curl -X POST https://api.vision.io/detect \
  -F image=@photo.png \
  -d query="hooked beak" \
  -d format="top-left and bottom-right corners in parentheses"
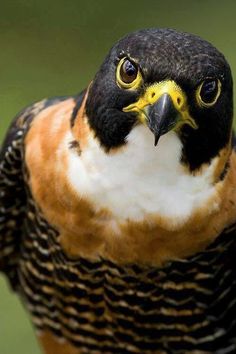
top-left (148, 93), bottom-right (178, 146)
top-left (123, 80), bottom-right (197, 145)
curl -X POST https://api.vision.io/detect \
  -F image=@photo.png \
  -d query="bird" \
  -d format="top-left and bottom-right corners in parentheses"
top-left (1, 27), bottom-right (236, 354)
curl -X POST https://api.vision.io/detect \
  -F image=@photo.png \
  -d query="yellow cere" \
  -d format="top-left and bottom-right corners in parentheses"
top-left (116, 57), bottom-right (143, 90)
top-left (123, 80), bottom-right (198, 130)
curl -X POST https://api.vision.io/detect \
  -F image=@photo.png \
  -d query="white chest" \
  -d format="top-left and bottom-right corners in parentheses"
top-left (66, 126), bottom-right (219, 228)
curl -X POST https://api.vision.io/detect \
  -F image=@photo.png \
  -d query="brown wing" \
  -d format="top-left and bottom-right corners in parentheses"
top-left (0, 97), bottom-right (71, 289)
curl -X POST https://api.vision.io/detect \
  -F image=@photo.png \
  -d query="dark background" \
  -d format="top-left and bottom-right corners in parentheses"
top-left (0, 1), bottom-right (236, 353)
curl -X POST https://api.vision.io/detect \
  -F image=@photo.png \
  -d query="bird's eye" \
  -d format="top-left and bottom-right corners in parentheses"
top-left (196, 78), bottom-right (221, 107)
top-left (120, 59), bottom-right (138, 83)
top-left (116, 58), bottom-right (142, 89)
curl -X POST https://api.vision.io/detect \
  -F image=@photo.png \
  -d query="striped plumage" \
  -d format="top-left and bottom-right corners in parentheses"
top-left (16, 217), bottom-right (236, 354)
top-left (1, 29), bottom-right (236, 353)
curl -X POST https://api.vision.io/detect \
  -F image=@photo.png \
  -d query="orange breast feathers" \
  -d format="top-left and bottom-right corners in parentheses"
top-left (38, 330), bottom-right (82, 354)
top-left (24, 94), bottom-right (236, 267)
top-left (24, 96), bottom-right (106, 256)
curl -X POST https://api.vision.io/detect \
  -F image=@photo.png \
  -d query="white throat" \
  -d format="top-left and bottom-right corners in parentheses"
top-left (67, 125), bottom-right (219, 228)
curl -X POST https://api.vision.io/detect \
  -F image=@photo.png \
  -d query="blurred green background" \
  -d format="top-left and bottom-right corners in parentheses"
top-left (1, 0), bottom-right (236, 353)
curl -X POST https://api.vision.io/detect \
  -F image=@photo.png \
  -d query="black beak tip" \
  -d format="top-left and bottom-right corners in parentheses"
top-left (154, 134), bottom-right (160, 146)
top-left (148, 93), bottom-right (179, 147)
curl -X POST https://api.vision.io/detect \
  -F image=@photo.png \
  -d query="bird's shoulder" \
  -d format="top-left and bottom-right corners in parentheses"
top-left (23, 90), bottom-right (107, 261)
top-left (0, 94), bottom-right (84, 285)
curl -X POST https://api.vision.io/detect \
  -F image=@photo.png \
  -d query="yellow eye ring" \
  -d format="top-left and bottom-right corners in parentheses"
top-left (196, 78), bottom-right (221, 108)
top-left (116, 57), bottom-right (142, 90)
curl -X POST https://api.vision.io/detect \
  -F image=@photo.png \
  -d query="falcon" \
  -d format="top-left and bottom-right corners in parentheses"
top-left (1, 28), bottom-right (236, 353)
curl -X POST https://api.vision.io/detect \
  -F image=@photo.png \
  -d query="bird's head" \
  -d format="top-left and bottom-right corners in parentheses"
top-left (85, 28), bottom-right (233, 171)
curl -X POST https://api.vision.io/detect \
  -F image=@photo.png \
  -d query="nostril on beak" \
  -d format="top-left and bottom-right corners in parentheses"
top-left (177, 97), bottom-right (181, 106)
top-left (150, 92), bottom-right (156, 102)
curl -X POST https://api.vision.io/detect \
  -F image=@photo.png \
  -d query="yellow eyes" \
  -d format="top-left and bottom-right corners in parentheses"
top-left (196, 78), bottom-right (221, 107)
top-left (116, 58), bottom-right (142, 89)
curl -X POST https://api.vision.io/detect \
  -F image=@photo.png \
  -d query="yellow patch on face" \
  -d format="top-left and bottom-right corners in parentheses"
top-left (123, 80), bottom-right (198, 130)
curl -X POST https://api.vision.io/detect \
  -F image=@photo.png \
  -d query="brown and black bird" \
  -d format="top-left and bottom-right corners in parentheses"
top-left (1, 28), bottom-right (236, 353)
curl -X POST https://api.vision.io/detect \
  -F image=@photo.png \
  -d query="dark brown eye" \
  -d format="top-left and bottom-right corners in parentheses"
top-left (198, 79), bottom-right (220, 105)
top-left (120, 59), bottom-right (138, 84)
